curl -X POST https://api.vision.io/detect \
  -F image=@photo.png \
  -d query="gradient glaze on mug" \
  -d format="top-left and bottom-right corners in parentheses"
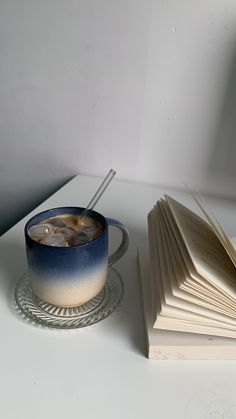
top-left (25, 207), bottom-right (108, 307)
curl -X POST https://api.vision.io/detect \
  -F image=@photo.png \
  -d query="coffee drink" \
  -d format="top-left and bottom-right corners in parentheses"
top-left (25, 206), bottom-right (129, 306)
top-left (28, 214), bottom-right (103, 247)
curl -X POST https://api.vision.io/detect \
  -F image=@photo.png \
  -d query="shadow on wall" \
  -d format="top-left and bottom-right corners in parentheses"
top-left (208, 46), bottom-right (236, 186)
top-left (0, 175), bottom-right (75, 237)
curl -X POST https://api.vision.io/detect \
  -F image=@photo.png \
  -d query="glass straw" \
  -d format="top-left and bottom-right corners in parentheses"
top-left (81, 169), bottom-right (116, 219)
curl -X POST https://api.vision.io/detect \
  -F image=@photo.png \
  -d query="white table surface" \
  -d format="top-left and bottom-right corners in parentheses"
top-left (1, 174), bottom-right (236, 419)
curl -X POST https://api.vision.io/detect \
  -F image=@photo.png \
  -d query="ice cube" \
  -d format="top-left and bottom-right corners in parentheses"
top-left (41, 233), bottom-right (67, 247)
top-left (80, 224), bottom-right (102, 239)
top-left (50, 218), bottom-right (66, 228)
top-left (59, 227), bottom-right (76, 240)
top-left (69, 231), bottom-right (92, 246)
top-left (28, 223), bottom-right (53, 241)
top-left (80, 225), bottom-right (96, 235)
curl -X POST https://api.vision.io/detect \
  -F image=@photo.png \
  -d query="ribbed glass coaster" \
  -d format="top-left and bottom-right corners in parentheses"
top-left (15, 267), bottom-right (124, 329)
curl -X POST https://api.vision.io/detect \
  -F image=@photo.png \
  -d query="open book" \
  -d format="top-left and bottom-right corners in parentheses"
top-left (147, 194), bottom-right (236, 340)
top-left (138, 248), bottom-right (236, 359)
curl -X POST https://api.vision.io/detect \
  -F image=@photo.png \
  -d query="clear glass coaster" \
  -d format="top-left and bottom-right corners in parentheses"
top-left (15, 267), bottom-right (124, 329)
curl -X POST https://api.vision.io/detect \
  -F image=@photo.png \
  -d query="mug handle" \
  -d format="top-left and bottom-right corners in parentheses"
top-left (106, 218), bottom-right (129, 266)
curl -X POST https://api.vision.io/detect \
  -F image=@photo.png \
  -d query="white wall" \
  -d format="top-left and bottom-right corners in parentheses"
top-left (1, 0), bottom-right (236, 233)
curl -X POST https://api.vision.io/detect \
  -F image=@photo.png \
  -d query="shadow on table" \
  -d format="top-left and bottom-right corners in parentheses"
top-left (124, 228), bottom-right (149, 357)
top-left (123, 258), bottom-right (147, 357)
top-left (102, 228), bottom-right (148, 357)
top-left (0, 240), bottom-right (26, 299)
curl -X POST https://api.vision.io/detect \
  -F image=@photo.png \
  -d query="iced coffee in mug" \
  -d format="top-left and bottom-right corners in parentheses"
top-left (25, 207), bottom-right (129, 307)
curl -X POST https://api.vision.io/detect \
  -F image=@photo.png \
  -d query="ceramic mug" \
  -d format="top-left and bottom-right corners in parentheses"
top-left (25, 207), bottom-right (129, 307)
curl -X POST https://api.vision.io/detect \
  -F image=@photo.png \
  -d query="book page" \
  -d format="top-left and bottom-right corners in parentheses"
top-left (160, 198), bottom-right (236, 306)
top-left (145, 212), bottom-right (236, 336)
top-left (159, 200), bottom-right (236, 316)
top-left (165, 195), bottom-right (236, 298)
top-left (187, 188), bottom-right (236, 266)
top-left (147, 208), bottom-right (162, 322)
top-left (158, 202), bottom-right (236, 325)
top-left (138, 249), bottom-right (236, 359)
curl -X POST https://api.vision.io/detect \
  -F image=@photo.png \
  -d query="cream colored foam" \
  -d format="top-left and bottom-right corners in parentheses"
top-left (29, 265), bottom-right (108, 307)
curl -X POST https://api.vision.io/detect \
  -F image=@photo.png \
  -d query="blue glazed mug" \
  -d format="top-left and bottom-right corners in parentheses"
top-left (25, 207), bottom-right (129, 307)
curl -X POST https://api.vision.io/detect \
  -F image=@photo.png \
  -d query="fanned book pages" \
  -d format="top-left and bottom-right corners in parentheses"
top-left (137, 248), bottom-right (236, 359)
top-left (147, 195), bottom-right (236, 340)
